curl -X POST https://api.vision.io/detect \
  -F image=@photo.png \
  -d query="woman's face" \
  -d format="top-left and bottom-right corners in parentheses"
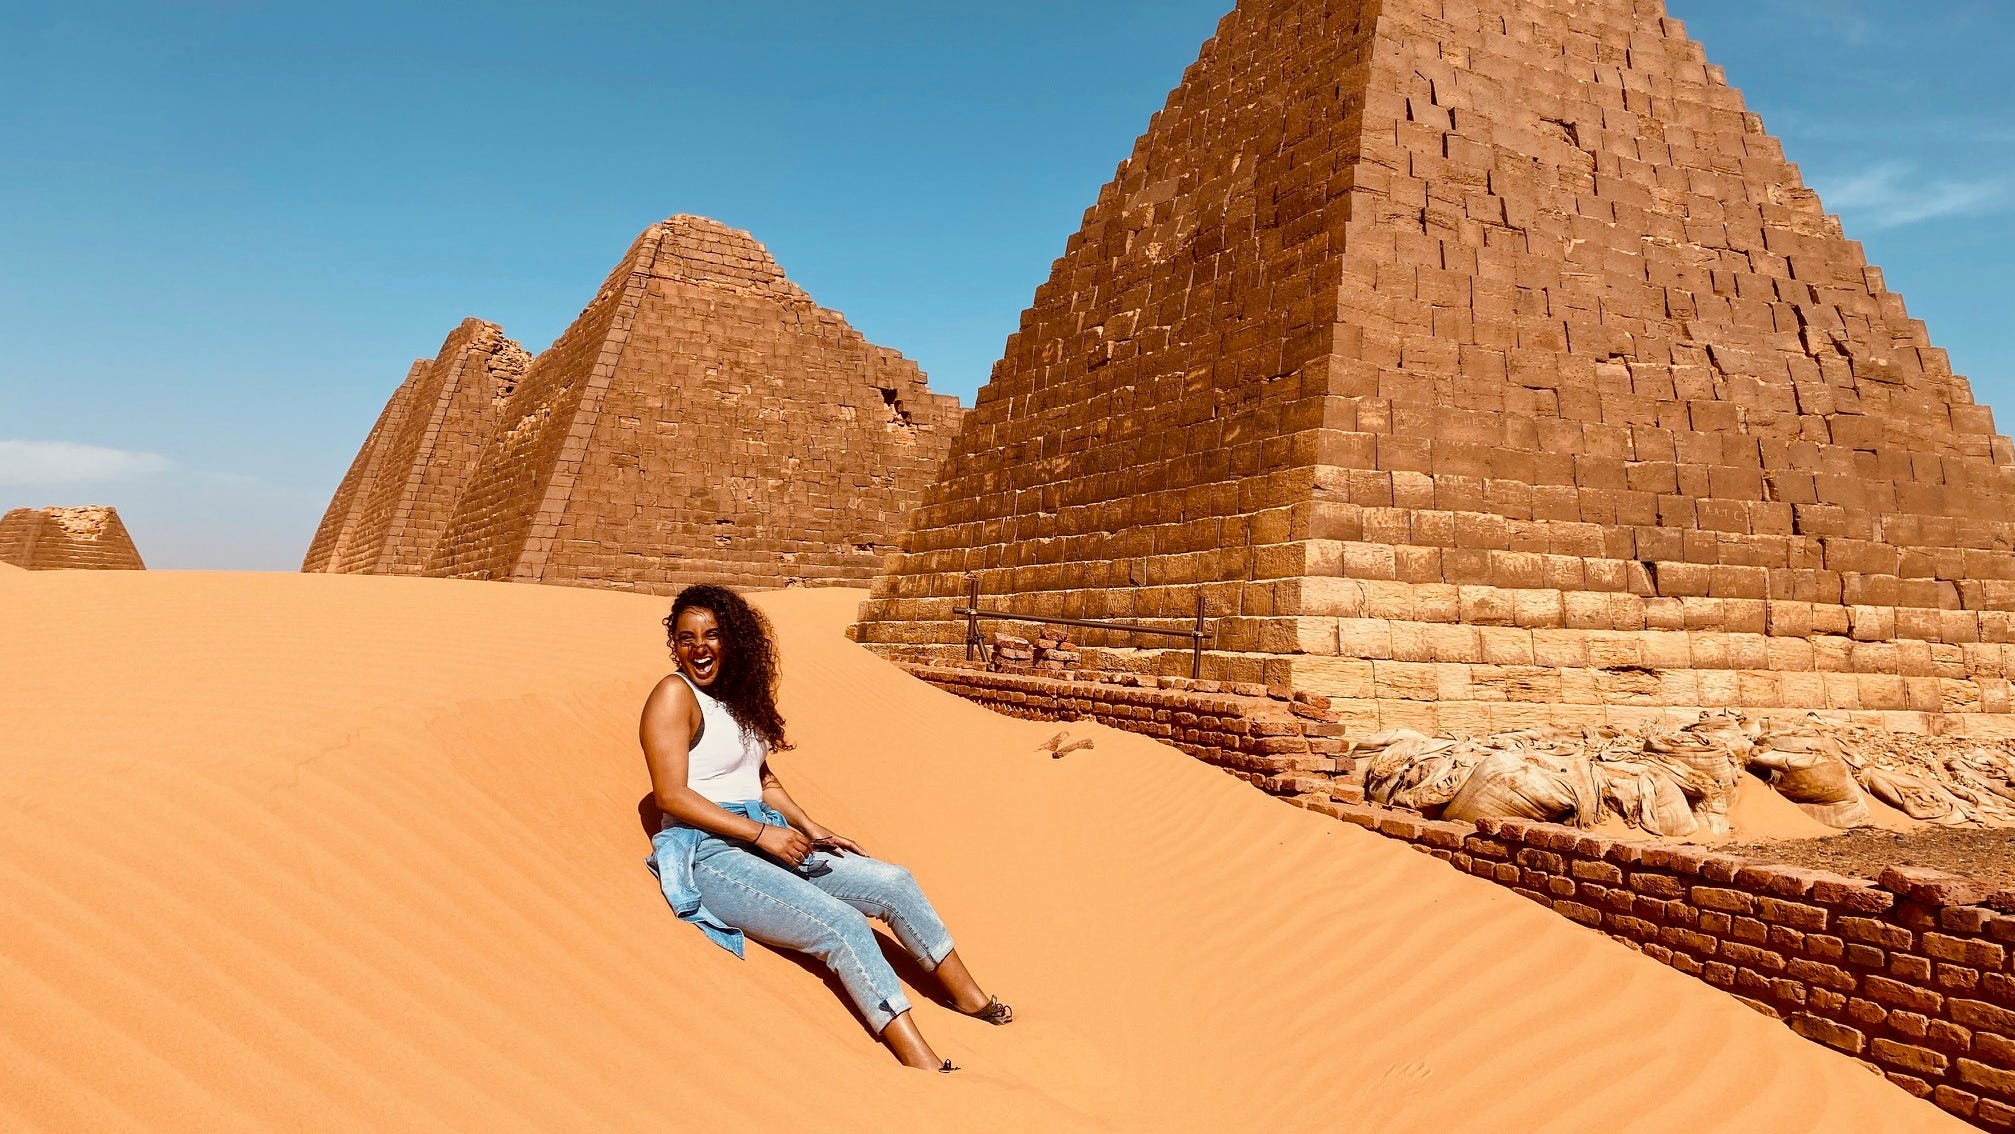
top-left (673, 607), bottom-right (728, 688)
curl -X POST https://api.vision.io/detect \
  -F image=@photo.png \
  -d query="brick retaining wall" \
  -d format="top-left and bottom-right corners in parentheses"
top-left (899, 661), bottom-right (1350, 793)
top-left (913, 661), bottom-right (2015, 1130)
top-left (1301, 801), bottom-right (2015, 1129)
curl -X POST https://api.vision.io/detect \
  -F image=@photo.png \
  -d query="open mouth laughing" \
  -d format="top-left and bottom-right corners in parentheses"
top-left (687, 650), bottom-right (719, 684)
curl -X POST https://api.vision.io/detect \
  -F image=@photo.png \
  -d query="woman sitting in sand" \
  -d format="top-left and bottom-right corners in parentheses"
top-left (641, 583), bottom-right (1011, 1071)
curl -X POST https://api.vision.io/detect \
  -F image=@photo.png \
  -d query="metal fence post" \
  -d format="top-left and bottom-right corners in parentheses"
top-left (963, 573), bottom-right (981, 661)
top-left (1192, 590), bottom-right (1206, 679)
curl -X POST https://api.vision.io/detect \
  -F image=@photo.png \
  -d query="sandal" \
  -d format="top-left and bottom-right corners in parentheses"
top-left (963, 995), bottom-right (1014, 1025)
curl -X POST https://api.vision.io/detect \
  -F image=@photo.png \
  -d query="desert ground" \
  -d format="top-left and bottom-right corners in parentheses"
top-left (0, 569), bottom-right (1966, 1132)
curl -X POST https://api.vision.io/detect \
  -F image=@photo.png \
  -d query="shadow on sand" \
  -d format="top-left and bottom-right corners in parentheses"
top-left (636, 793), bottom-right (957, 1036)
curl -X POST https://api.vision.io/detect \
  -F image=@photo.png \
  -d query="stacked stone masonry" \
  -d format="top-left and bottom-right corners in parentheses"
top-left (0, 506), bottom-right (145, 570)
top-left (303, 318), bottom-right (530, 576)
top-left (1313, 804), bottom-right (2015, 1131)
top-left (853, 0), bottom-right (2015, 736)
top-left (306, 216), bottom-right (965, 593)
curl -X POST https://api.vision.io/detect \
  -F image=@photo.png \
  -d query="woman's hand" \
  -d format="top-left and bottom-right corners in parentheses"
top-left (810, 832), bottom-right (866, 857)
top-left (753, 823), bottom-right (814, 866)
top-left (798, 818), bottom-right (865, 856)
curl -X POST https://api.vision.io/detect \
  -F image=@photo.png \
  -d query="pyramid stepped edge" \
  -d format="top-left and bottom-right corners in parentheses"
top-left (306, 216), bottom-right (966, 593)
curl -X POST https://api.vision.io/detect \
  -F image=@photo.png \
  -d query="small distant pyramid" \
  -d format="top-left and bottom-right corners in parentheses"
top-left (0, 506), bottom-right (145, 570)
top-left (307, 216), bottom-right (964, 593)
top-left (855, 0), bottom-right (2015, 733)
top-left (303, 319), bottom-right (530, 574)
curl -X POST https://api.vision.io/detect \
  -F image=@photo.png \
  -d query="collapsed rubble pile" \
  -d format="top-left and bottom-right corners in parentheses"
top-left (1351, 715), bottom-right (2015, 838)
top-left (991, 631), bottom-right (1081, 674)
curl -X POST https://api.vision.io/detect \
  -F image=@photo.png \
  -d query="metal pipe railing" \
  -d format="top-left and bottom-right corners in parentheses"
top-left (954, 574), bottom-right (1213, 679)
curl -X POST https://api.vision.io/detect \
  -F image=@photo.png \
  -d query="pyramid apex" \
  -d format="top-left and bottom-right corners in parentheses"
top-left (658, 213), bottom-right (744, 234)
top-left (45, 504), bottom-right (117, 521)
top-left (636, 214), bottom-right (803, 301)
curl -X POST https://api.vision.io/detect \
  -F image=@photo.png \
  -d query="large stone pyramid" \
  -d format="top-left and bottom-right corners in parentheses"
top-left (303, 319), bottom-right (531, 575)
top-left (854, 0), bottom-right (2015, 735)
top-left (0, 506), bottom-right (145, 570)
top-left (308, 216), bottom-right (964, 593)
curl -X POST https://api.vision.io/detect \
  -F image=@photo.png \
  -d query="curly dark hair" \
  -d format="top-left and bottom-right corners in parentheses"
top-left (663, 583), bottom-right (791, 752)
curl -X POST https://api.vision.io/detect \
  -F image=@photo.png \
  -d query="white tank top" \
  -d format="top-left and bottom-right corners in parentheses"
top-left (678, 673), bottom-right (768, 804)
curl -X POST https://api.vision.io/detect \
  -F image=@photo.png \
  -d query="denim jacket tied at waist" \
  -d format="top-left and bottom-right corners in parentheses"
top-left (646, 799), bottom-right (831, 957)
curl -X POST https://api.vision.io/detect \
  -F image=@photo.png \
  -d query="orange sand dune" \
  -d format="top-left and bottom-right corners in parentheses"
top-left (0, 572), bottom-right (1963, 1133)
top-left (1725, 774), bottom-right (1842, 840)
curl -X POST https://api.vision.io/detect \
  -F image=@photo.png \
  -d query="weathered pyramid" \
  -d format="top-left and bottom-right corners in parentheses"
top-left (310, 216), bottom-right (965, 593)
top-left (303, 318), bottom-right (531, 575)
top-left (854, 0), bottom-right (2015, 735)
top-left (0, 506), bottom-right (145, 570)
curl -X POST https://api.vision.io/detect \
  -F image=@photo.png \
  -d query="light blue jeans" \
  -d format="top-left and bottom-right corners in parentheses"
top-left (690, 831), bottom-right (957, 1034)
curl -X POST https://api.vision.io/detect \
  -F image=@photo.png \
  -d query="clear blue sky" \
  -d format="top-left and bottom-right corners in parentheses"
top-left (2, 1), bottom-right (2009, 569)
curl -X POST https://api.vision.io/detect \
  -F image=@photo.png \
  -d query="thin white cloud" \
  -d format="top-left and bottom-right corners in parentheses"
top-left (0, 440), bottom-right (173, 485)
top-left (1818, 163), bottom-right (2007, 230)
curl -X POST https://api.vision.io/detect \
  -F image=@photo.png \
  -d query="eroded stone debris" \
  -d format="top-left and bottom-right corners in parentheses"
top-left (0, 506), bottom-right (145, 570)
top-left (1349, 714), bottom-right (2015, 836)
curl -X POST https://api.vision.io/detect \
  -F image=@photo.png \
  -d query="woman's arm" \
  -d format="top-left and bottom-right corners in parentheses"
top-left (641, 676), bottom-right (811, 863)
top-left (760, 762), bottom-right (865, 855)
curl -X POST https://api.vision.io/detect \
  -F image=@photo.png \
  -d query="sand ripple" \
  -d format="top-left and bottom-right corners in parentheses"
top-left (0, 573), bottom-right (1964, 1132)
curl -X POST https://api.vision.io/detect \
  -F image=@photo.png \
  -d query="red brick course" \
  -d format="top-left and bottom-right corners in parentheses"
top-left (1302, 799), bottom-right (2015, 1130)
top-left (919, 663), bottom-right (2015, 1128)
top-left (900, 660), bottom-right (1351, 795)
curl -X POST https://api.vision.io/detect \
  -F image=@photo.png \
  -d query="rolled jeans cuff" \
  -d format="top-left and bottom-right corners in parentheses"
top-left (923, 934), bottom-right (956, 970)
top-left (868, 989), bottom-right (914, 1034)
